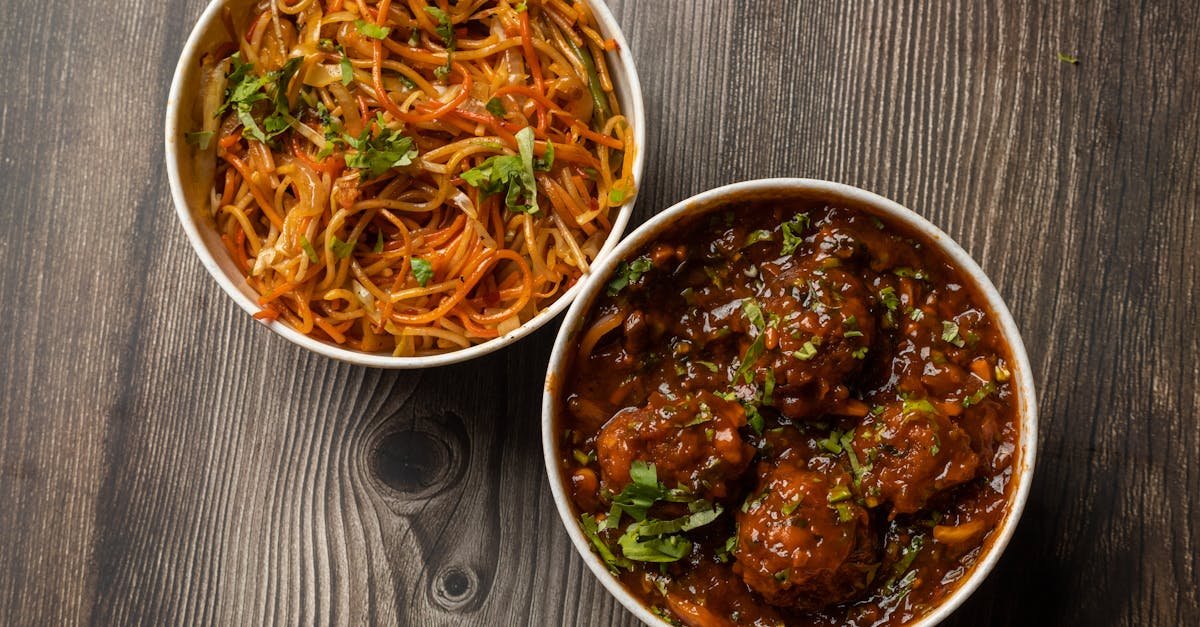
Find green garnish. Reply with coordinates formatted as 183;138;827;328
340;54;354;86
461;127;546;213
1057;51;1079;65
580;513;630;572
903;398;936;414
344;126;418;178
794;339;819;361
941;320;966;347
355;19;391;40
608;187;626;205
741;298;766;334
744;403;764;435
852;346;868;359
893;267;928;280
819;430;844;454
410;257;434;286
485;97;506;117
781;213;810;255
185;131;214;150
218;55;302;143
827;485;853;503
883;535;926;596
693;360;720;373
373;231;386;253
834;502;855;522
566;37;611;126
962;382;997;407
878;287;899;311
606;461;686;524
606;256;652;296
744;229;774;247
330;236;355;259
300;236;319;263
423;6;456;79
734;335;766;384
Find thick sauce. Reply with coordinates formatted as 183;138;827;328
558;199;1020;626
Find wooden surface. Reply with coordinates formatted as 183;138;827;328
0;0;1197;625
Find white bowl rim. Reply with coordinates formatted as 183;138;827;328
164;0;647;369
541;178;1039;627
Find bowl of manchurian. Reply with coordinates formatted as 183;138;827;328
543;179;1037;626
166;0;643;367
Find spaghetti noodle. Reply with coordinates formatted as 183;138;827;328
188;0;635;356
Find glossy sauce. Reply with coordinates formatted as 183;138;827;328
558;199;1020;626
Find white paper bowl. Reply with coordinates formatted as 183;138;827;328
165;0;646;368
542;178;1038;626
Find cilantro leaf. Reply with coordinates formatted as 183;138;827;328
423;6;455;79
344;128;418;178
941;320;966;347
580;514;630;573
410;257;434;286
781;213;810;255
218;54;301;143
606;256;652;296
355;20;391;40
460;127;542;213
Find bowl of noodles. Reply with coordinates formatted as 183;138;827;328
166;0;644;368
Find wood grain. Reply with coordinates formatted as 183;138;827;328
0;0;1197;625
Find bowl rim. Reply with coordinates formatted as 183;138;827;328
164;0;647;369
541;178;1039;627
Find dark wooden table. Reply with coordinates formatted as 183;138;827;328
1;0;1197;625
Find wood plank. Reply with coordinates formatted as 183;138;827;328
0;0;1196;625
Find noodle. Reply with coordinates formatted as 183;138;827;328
190;0;635;356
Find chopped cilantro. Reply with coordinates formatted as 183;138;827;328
962;382;997;407
460;127;545;213
410;257;434;286
355;20;391;40
344;127;418;177
744;229;774;247
606;256;652;295
580;513;630;572
423;6;456;79
218;55;302;143
941;320;966;347
781;213;810;255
